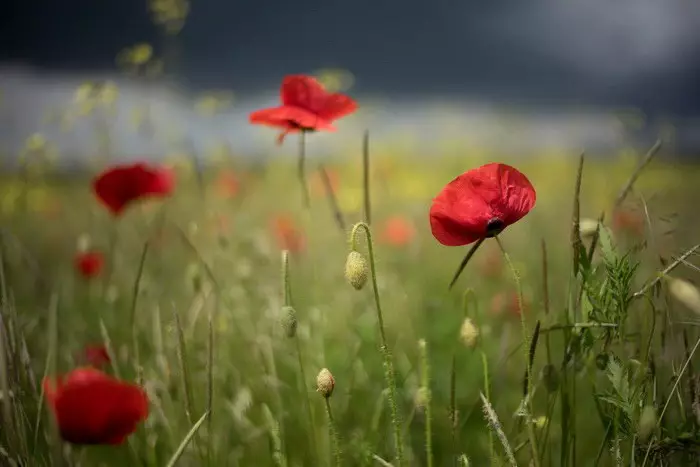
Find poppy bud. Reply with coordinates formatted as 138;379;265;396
316;368;335;398
459;318;479;349
637;405;657;442
280;306;298;338
666;276;700;315
345;251;368;290
414;387;431;411
541;364;559;393
579;218;601;239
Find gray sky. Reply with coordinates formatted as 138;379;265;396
2;0;700;160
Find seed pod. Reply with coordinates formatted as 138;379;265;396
459;318;479;349
345;251;369;290
280;306;298;338
316;368;335;398
414;387;431;411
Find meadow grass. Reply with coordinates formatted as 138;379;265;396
0;142;699;467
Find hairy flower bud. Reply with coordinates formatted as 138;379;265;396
345;251;368;290
459;318;479;349
316;368;335;398
280;306;297;338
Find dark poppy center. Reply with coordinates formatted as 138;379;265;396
285;120;315;132
485;217;505;237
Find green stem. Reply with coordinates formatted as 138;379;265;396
350;222;404;466
298;131;310;209
496;237;541;467
282;250;316;462
324;398;342;467
481;350;495;463
419;340;433;467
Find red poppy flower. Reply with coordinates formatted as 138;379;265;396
250;75;358;144
75;251;104;279
271;215;306;254
81;345;111;368
43;367;149;445
93;163;175;216
379;216;416;246
430;163;536;246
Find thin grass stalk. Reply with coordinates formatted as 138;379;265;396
164;411;210;467
318;165;346;233
479;392;517;467
350;222;404;466
495;237;541;467
129;241;149;384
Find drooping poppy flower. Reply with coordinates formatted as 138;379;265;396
81;345;111;368
75;251;104;279
271;214;306;254
43;367;149;445
429;163;536;288
92;163;175;216
249;75;358;144
378;216;416;246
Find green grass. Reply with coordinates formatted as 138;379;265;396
1;141;700;466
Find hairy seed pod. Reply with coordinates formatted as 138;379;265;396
345;251;369;290
316;368;335;398
459;318;479;349
280;306;298;338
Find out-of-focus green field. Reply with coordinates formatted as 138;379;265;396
1;145;699;466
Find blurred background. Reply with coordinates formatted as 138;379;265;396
2;0;700;163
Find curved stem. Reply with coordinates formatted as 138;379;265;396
495;236;541;467
350;222;404;466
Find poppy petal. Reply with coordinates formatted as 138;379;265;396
250;106;335;132
281;75;329;112
92;163;174;216
317;93;358;122
430;163;536;246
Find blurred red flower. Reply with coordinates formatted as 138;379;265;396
430;163;536;246
612;207;645;238
75;251;104;279
379;216;416;246
82;345;111;368
490;290;529;317
249;75;358;145
43;367;149;445
93;163;175;216
272;215;306;253
215;169;240;199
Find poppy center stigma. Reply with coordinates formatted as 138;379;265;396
485;217;505;237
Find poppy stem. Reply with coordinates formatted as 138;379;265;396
495;237;541;467
298;131;311;209
324;397;342;467
318;164;346;233
362;130;371;226
418;339;433;467
349;222;405;466
448;238;486;290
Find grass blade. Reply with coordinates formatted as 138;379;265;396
165;410;210;467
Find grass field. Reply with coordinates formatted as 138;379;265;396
1;137;700;467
